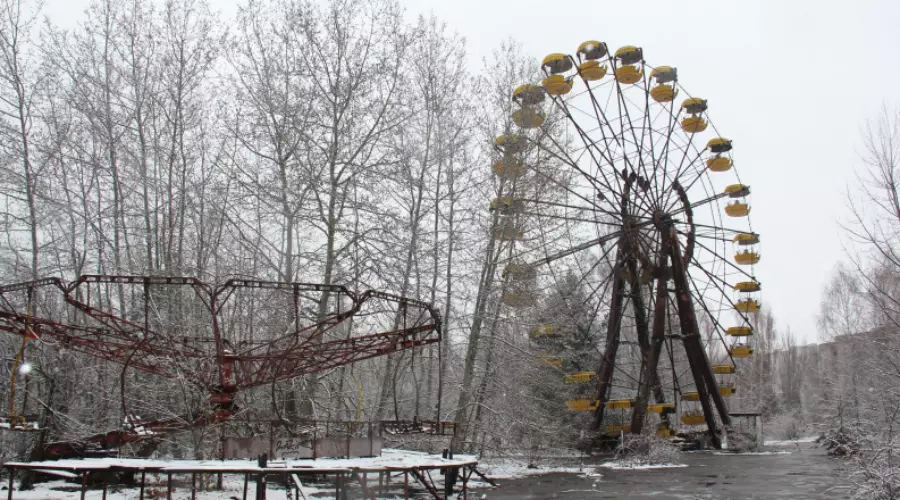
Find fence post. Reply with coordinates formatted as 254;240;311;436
256;454;268;500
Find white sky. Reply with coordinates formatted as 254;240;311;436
42;0;900;344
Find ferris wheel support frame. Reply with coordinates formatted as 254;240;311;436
591;247;626;432
630;232;672;435
668;224;732;445
590;220;731;447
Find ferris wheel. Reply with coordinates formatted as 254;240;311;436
490;41;761;447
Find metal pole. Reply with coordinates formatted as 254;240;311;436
166;473;172;500
191;472;197;500
80;472;87;500
139;470;146;500
7;468;14;500
256;454;267;500
592;249;626;431
631;239;671;434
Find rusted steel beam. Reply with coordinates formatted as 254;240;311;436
630;238;671;434
591;251;626;432
668;226;730;447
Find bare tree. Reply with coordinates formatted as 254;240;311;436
0;0;41;280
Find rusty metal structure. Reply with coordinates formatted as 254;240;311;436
0;275;440;458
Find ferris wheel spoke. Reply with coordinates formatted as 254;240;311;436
519;210;617;227
581;273;616;343
681;162;721;194
580;81;632;192
515;166;617;224
566;88;663;220
617;71;660;200
575;259;618;318
523;198;627;222
687;253;756;327
685;264;744;365
663;189;729;218
531;127;624;207
543;96;626;199
525;222;644;267
665;121;707;190
687;240;756;282
679;222;757;239
640;92;674;207
690;233;742;244
652;105;684;203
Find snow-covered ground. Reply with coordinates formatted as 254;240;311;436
476;457;590;479
5;448;477;473
597;461;688;470
4;477;332;500
712;450;792;456
764;436;819;447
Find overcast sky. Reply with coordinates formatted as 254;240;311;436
42;0;900;344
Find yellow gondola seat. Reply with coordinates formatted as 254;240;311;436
729;345;754;358
492;223;525;241
606;424;632;434
682;97;708;114
707;137;733;153
651;66;677;84
707;156;733;172
614;45;643;65
712;364;736;374
681;391;700;401
651;84;677;103
542;74;573;96
606;398;635;410
489;197;524;214
719;384;736;396
529;323;556;339
564;371;596;384
494;134;527;152
724;184;750;197
502;291;536;308
734;251;761;265
615;65;643;84
681;411;705;426
502;262;536;281
682;116;708;133
577;40;608;60
734;280;761;292
733;232;760;245
492;157;526;178
542;53;573;74
512;84;546;106
537;354;563;367
648;403;676;414
578;60;607;81
726;325;753;336
566;399;600;411
735;299;761;313
512;107;546;129
725;202;750;217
